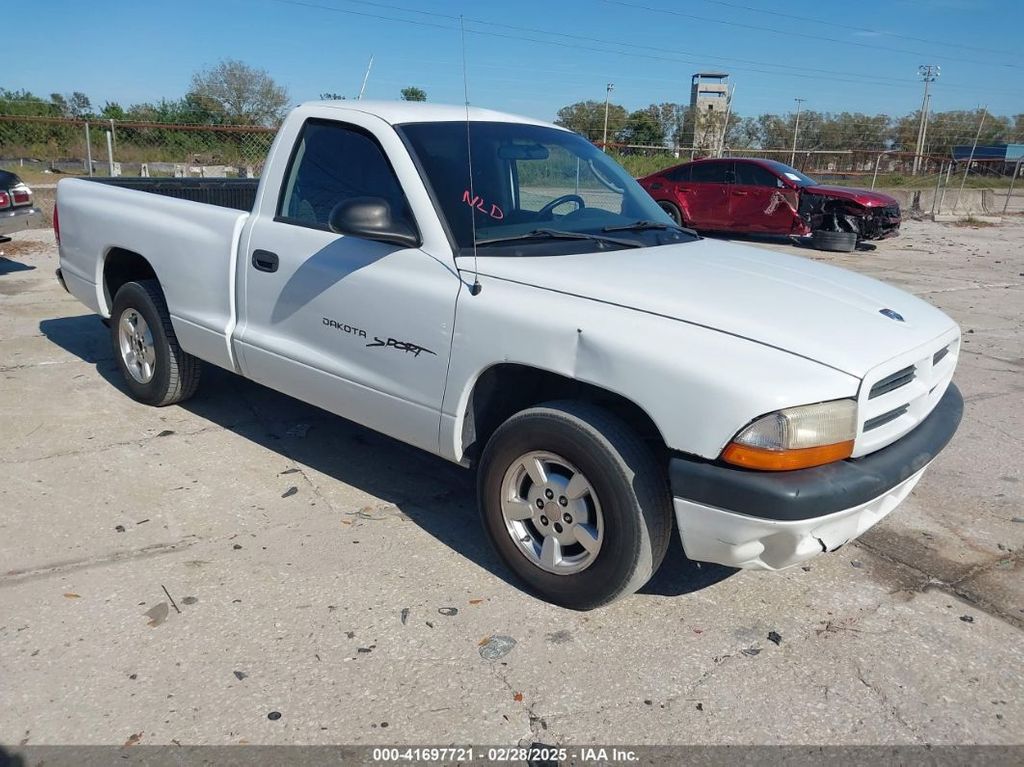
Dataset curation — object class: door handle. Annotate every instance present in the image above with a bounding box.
[732,190,750,196]
[251,249,279,273]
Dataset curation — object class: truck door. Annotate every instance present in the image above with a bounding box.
[730,161,800,233]
[235,116,461,454]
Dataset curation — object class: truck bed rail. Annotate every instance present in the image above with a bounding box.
[85,177,258,212]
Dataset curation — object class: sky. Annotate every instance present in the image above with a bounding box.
[5,0,1023,122]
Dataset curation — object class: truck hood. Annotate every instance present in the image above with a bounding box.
[802,184,899,208]
[473,238,955,377]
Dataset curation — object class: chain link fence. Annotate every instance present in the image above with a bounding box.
[3,114,1021,217]
[601,142,1024,214]
[0,114,275,178]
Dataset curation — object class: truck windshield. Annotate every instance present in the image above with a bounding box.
[397,121,691,254]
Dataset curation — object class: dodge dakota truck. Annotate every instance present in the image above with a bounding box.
[55,101,962,609]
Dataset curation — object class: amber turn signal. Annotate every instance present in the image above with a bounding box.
[721,439,855,471]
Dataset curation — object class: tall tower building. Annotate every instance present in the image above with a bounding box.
[690,72,731,152]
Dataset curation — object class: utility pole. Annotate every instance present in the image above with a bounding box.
[602,83,614,152]
[790,98,805,166]
[913,64,940,175]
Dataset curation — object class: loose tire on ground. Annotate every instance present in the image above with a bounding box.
[477,400,673,610]
[110,279,201,406]
[812,229,858,253]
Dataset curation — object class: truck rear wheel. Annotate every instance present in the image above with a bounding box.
[110,279,200,406]
[477,401,672,610]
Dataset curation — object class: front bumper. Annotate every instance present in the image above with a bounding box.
[0,206,41,236]
[670,383,963,570]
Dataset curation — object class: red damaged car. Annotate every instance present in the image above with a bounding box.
[639,158,900,251]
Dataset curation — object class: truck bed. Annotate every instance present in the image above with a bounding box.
[56,177,251,373]
[85,177,259,212]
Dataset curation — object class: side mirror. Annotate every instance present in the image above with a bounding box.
[328,197,419,248]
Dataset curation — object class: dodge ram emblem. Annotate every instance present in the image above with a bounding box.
[879,308,905,322]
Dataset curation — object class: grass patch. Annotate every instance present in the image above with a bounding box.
[0,165,89,185]
[952,215,998,227]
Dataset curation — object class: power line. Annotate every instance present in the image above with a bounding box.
[603,0,1022,70]
[280,0,942,86]
[266,0,1024,97]
[690,0,1019,56]
[323,0,911,85]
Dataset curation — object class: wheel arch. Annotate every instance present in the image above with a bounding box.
[101,247,158,316]
[457,362,667,466]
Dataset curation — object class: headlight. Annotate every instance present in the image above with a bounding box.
[721,399,857,471]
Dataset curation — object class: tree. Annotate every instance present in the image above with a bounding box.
[0,88,51,117]
[821,112,890,151]
[68,92,93,118]
[320,92,347,101]
[100,101,127,121]
[619,108,665,146]
[727,115,759,149]
[188,59,289,126]
[45,91,92,119]
[400,86,427,102]
[49,93,68,117]
[554,100,628,142]
[1012,114,1024,144]
[650,102,687,147]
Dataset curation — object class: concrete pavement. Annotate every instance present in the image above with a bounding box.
[0,221,1021,747]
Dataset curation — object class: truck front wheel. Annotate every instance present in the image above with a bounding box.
[110,279,201,406]
[477,401,672,609]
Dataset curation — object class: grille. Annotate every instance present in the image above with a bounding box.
[854,330,959,457]
[869,365,915,399]
[864,405,909,432]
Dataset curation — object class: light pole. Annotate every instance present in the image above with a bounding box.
[790,98,804,166]
[602,83,614,152]
[913,65,940,175]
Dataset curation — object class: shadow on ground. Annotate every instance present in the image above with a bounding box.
[0,256,36,275]
[39,314,735,605]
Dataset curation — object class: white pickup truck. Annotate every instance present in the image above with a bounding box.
[55,101,962,609]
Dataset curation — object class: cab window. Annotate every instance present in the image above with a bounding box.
[278,119,413,230]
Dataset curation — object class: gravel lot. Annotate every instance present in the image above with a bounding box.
[0,220,1021,747]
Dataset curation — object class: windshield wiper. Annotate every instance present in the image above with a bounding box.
[602,220,698,237]
[475,228,643,249]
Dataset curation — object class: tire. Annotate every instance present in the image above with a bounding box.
[110,279,201,406]
[477,401,672,610]
[811,229,858,253]
[658,201,683,226]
